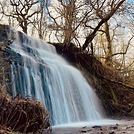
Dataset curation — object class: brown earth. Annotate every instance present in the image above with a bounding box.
[53,43,134,118]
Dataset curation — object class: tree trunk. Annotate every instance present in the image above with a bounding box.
[104,21,113,67]
[63,1,74,46]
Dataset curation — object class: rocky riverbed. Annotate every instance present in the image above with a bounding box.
[52,120,134,134]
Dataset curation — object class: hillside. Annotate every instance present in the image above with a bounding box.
[53,43,134,118]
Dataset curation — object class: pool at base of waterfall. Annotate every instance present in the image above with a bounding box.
[52,119,134,134]
[53,119,121,128]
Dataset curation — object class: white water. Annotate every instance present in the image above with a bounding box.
[9,31,105,126]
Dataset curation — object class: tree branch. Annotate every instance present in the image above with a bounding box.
[82,0,126,50]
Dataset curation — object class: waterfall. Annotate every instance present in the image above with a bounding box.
[9,31,104,126]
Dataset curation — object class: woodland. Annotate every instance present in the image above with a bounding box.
[0,0,134,133]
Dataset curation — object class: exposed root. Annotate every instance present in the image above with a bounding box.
[0,86,51,133]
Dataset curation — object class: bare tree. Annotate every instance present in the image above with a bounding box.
[46,0,84,45]
[46,0,125,52]
[82,0,126,50]
[0,0,42,34]
[30,0,49,39]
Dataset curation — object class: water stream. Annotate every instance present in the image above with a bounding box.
[9,31,104,126]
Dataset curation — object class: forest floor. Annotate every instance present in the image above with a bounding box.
[52,120,134,134]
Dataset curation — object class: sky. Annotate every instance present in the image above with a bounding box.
[129,0,134,2]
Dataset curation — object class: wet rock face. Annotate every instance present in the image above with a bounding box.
[0,24,51,133]
[0,24,10,41]
[0,24,24,95]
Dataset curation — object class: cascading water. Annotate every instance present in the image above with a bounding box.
[9,30,105,126]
